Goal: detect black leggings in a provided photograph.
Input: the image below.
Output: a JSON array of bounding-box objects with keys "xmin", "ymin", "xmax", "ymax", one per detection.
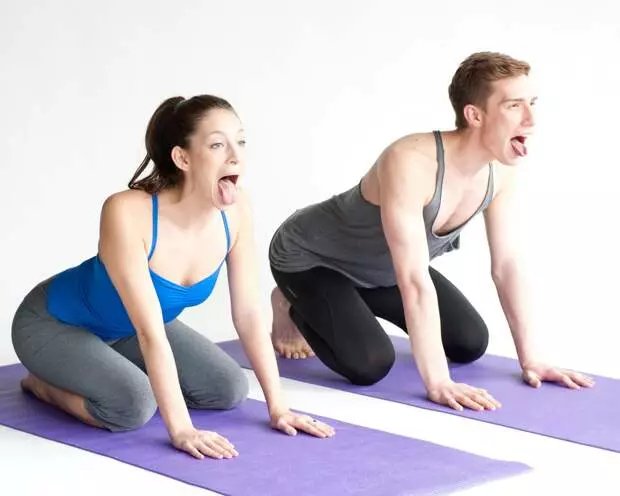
[{"xmin": 271, "ymin": 265, "xmax": 489, "ymax": 386}]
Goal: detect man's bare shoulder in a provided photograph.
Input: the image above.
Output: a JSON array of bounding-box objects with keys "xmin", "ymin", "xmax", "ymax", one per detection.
[{"xmin": 377, "ymin": 132, "xmax": 438, "ymax": 178}]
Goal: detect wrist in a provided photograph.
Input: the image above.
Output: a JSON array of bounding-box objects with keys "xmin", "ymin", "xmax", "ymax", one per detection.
[
  {"xmin": 424, "ymin": 371, "xmax": 452, "ymax": 391},
  {"xmin": 267, "ymin": 400, "xmax": 289, "ymax": 419},
  {"xmin": 516, "ymin": 346, "xmax": 541, "ymax": 369},
  {"xmin": 168, "ymin": 420, "xmax": 193, "ymax": 439}
]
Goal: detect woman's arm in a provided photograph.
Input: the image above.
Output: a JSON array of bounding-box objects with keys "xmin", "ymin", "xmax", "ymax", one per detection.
[
  {"xmin": 225, "ymin": 189, "xmax": 334, "ymax": 438},
  {"xmin": 98, "ymin": 192, "xmax": 237, "ymax": 459}
]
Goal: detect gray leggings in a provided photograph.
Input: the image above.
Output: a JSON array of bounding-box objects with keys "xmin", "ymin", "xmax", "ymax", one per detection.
[{"xmin": 11, "ymin": 279, "xmax": 249, "ymax": 432}]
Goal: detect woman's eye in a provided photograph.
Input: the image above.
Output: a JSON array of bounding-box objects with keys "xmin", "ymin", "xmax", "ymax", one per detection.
[{"xmin": 210, "ymin": 142, "xmax": 224, "ymax": 150}]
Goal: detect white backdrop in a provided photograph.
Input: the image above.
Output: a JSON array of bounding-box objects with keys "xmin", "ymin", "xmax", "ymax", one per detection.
[{"xmin": 1, "ymin": 0, "xmax": 618, "ymax": 379}]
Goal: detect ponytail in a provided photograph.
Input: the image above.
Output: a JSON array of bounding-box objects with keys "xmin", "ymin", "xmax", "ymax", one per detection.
[
  {"xmin": 128, "ymin": 94, "xmax": 236, "ymax": 194},
  {"xmin": 128, "ymin": 96, "xmax": 185, "ymax": 194}
]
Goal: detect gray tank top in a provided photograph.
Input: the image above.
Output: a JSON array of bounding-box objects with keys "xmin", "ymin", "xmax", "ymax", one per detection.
[{"xmin": 269, "ymin": 131, "xmax": 494, "ymax": 288}]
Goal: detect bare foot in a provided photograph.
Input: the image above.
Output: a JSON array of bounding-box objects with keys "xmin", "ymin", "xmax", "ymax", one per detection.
[
  {"xmin": 271, "ymin": 287, "xmax": 315, "ymax": 359},
  {"xmin": 21, "ymin": 373, "xmax": 51, "ymax": 403},
  {"xmin": 20, "ymin": 373, "xmax": 104, "ymax": 428}
]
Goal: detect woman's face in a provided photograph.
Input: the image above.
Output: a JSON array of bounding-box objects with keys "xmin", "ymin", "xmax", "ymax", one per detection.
[{"xmin": 178, "ymin": 107, "xmax": 246, "ymax": 208}]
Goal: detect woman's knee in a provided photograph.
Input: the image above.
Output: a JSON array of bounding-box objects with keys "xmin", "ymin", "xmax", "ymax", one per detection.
[
  {"xmin": 90, "ymin": 375, "xmax": 157, "ymax": 432},
  {"xmin": 185, "ymin": 363, "xmax": 249, "ymax": 410}
]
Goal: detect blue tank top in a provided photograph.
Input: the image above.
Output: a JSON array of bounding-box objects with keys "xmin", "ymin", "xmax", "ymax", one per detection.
[{"xmin": 46, "ymin": 194, "xmax": 231, "ymax": 341}]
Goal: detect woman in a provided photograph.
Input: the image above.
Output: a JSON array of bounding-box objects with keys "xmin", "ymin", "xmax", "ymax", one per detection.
[{"xmin": 11, "ymin": 94, "xmax": 334, "ymax": 460}]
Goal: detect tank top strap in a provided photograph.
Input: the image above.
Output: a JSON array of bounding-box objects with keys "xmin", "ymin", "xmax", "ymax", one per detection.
[
  {"xmin": 423, "ymin": 130, "xmax": 447, "ymax": 226},
  {"xmin": 221, "ymin": 210, "xmax": 231, "ymax": 253},
  {"xmin": 147, "ymin": 194, "xmax": 159, "ymax": 261}
]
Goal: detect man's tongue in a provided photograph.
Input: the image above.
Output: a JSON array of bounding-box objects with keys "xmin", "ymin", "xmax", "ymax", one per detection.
[
  {"xmin": 218, "ymin": 177, "xmax": 237, "ymax": 206},
  {"xmin": 511, "ymin": 137, "xmax": 527, "ymax": 157}
]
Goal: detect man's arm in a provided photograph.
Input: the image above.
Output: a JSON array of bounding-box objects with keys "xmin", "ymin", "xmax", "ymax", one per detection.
[
  {"xmin": 378, "ymin": 147, "xmax": 499, "ymax": 411},
  {"xmin": 483, "ymin": 167, "xmax": 541, "ymax": 367},
  {"xmin": 484, "ymin": 167, "xmax": 593, "ymax": 389}
]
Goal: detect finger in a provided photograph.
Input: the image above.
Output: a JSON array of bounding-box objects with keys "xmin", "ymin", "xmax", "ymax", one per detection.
[
  {"xmin": 297, "ymin": 418, "xmax": 330, "ymax": 438},
  {"xmin": 447, "ymin": 397, "xmax": 464, "ymax": 411},
  {"xmin": 215, "ymin": 436, "xmax": 239, "ymax": 457},
  {"xmin": 568, "ymin": 372, "xmax": 595, "ymax": 388},
  {"xmin": 523, "ymin": 371, "xmax": 541, "ymax": 388},
  {"xmin": 483, "ymin": 392, "xmax": 502, "ymax": 408},
  {"xmin": 470, "ymin": 392, "xmax": 498, "ymax": 410},
  {"xmin": 293, "ymin": 352, "xmax": 300, "ymax": 359},
  {"xmin": 277, "ymin": 418, "xmax": 297, "ymax": 436},
  {"xmin": 299, "ymin": 352, "xmax": 307, "ymax": 359},
  {"xmin": 315, "ymin": 420, "xmax": 336, "ymax": 437},
  {"xmin": 455, "ymin": 393, "xmax": 484, "ymax": 411},
  {"xmin": 470, "ymin": 387, "xmax": 501, "ymax": 408},
  {"xmin": 560, "ymin": 374, "xmax": 581, "ymax": 389},
  {"xmin": 195, "ymin": 439, "xmax": 226, "ymax": 459},
  {"xmin": 207, "ymin": 431, "xmax": 234, "ymax": 450},
  {"xmin": 182, "ymin": 441, "xmax": 206, "ymax": 460}
]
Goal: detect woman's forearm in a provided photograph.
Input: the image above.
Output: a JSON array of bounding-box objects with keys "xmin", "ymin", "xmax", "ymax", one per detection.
[
  {"xmin": 139, "ymin": 334, "xmax": 193, "ymax": 437},
  {"xmin": 235, "ymin": 314, "xmax": 288, "ymax": 416}
]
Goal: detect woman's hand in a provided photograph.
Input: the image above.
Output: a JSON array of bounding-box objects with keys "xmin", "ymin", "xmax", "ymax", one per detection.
[
  {"xmin": 270, "ymin": 410, "xmax": 336, "ymax": 438},
  {"xmin": 171, "ymin": 427, "xmax": 239, "ymax": 460}
]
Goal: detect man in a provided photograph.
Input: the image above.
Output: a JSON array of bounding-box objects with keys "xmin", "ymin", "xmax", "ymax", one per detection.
[{"xmin": 268, "ymin": 51, "xmax": 594, "ymax": 411}]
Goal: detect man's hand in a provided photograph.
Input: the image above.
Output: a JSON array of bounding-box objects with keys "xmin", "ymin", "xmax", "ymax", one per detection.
[{"xmin": 521, "ymin": 362, "xmax": 595, "ymax": 389}]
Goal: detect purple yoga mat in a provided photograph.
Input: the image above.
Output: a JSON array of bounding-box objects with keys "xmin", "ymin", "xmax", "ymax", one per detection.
[
  {"xmin": 0, "ymin": 363, "xmax": 529, "ymax": 496},
  {"xmin": 219, "ymin": 335, "xmax": 620, "ymax": 453}
]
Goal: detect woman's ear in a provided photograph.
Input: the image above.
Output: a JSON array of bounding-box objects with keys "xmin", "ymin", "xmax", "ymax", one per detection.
[{"xmin": 171, "ymin": 145, "xmax": 190, "ymax": 172}]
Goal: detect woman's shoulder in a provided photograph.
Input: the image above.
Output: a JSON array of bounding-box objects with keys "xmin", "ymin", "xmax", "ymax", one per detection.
[
  {"xmin": 99, "ymin": 188, "xmax": 153, "ymax": 235},
  {"xmin": 101, "ymin": 188, "xmax": 152, "ymax": 216}
]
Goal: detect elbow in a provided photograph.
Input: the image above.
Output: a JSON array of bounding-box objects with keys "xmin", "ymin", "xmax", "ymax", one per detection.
[
  {"xmin": 491, "ymin": 259, "xmax": 517, "ymax": 286},
  {"xmin": 232, "ymin": 309, "xmax": 263, "ymax": 335},
  {"xmin": 135, "ymin": 325, "xmax": 169, "ymax": 354},
  {"xmin": 397, "ymin": 271, "xmax": 435, "ymax": 304}
]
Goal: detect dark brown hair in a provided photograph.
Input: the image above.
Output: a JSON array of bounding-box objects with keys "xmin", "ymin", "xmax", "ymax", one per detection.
[
  {"xmin": 128, "ymin": 95, "xmax": 236, "ymax": 194},
  {"xmin": 448, "ymin": 52, "xmax": 531, "ymax": 129}
]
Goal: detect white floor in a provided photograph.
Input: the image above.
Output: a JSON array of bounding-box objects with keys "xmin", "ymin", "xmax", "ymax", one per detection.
[{"xmin": 1, "ymin": 302, "xmax": 619, "ymax": 496}]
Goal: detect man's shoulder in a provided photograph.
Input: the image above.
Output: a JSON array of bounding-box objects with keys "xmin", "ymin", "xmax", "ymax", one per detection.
[{"xmin": 377, "ymin": 131, "xmax": 438, "ymax": 179}]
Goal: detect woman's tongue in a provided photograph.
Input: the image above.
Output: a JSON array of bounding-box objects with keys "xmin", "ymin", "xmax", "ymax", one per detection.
[
  {"xmin": 511, "ymin": 137, "xmax": 527, "ymax": 157},
  {"xmin": 217, "ymin": 177, "xmax": 237, "ymax": 205}
]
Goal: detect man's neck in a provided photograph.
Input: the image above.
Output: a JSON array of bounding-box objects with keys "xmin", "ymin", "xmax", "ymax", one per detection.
[{"xmin": 440, "ymin": 128, "xmax": 494, "ymax": 178}]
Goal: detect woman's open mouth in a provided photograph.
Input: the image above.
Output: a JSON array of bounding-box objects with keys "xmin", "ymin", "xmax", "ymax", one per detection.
[{"xmin": 217, "ymin": 174, "xmax": 239, "ymax": 206}]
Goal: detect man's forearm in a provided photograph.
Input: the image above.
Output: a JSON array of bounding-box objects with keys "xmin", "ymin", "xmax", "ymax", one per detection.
[
  {"xmin": 493, "ymin": 262, "xmax": 542, "ymax": 367},
  {"xmin": 401, "ymin": 283, "xmax": 450, "ymax": 389}
]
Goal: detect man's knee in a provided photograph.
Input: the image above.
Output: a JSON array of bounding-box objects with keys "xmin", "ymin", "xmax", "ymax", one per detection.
[
  {"xmin": 342, "ymin": 342, "xmax": 396, "ymax": 386},
  {"xmin": 445, "ymin": 325, "xmax": 489, "ymax": 364}
]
